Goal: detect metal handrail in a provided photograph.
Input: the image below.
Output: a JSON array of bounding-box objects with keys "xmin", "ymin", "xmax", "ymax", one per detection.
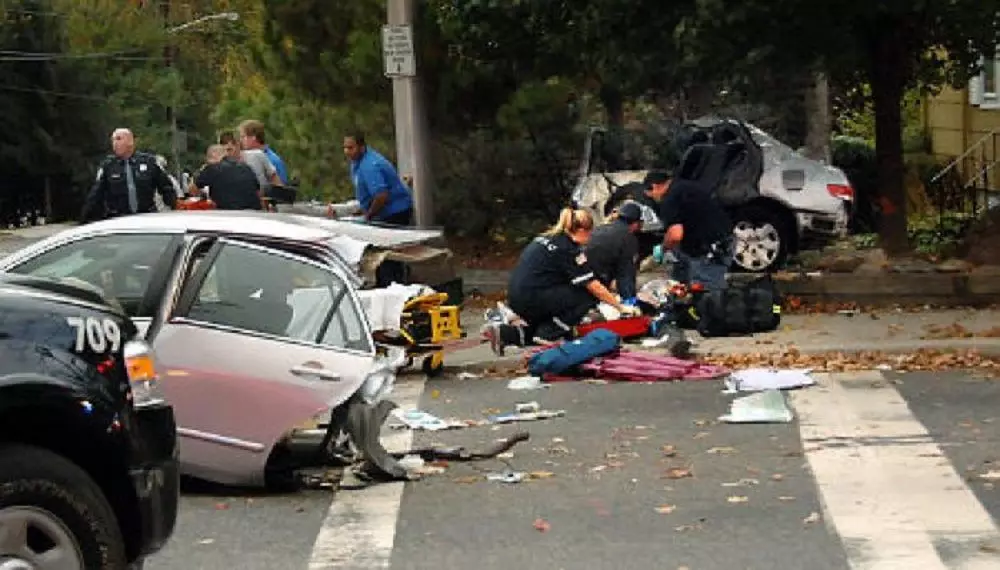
[{"xmin": 930, "ymin": 129, "xmax": 999, "ymax": 184}]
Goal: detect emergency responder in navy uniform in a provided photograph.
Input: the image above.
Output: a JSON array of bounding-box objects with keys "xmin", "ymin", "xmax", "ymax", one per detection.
[
  {"xmin": 81, "ymin": 128, "xmax": 177, "ymax": 223},
  {"xmin": 655, "ymin": 170, "xmax": 733, "ymax": 291},
  {"xmin": 585, "ymin": 201, "xmax": 642, "ymax": 301},
  {"xmin": 481, "ymin": 208, "xmax": 640, "ymax": 355}
]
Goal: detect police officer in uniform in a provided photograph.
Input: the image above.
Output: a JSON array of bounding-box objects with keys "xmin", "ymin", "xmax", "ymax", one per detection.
[
  {"xmin": 656, "ymin": 172, "xmax": 733, "ymax": 291},
  {"xmin": 585, "ymin": 201, "xmax": 643, "ymax": 301},
  {"xmin": 482, "ymin": 208, "xmax": 640, "ymax": 355},
  {"xmin": 81, "ymin": 128, "xmax": 177, "ymax": 223}
]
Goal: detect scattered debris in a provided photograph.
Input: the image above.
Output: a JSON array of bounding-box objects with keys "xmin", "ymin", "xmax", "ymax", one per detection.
[
  {"xmin": 655, "ymin": 504, "xmax": 676, "ymax": 514},
  {"xmin": 979, "ymin": 470, "xmax": 1000, "ymax": 481},
  {"xmin": 533, "ymin": 518, "xmax": 551, "ymax": 533},
  {"xmin": 489, "ymin": 409, "xmax": 566, "ymax": 424},
  {"xmin": 457, "ymin": 372, "xmax": 481, "ymax": 380},
  {"xmin": 528, "ymin": 471, "xmax": 555, "ymax": 480},
  {"xmin": 515, "ymin": 401, "xmax": 541, "ymax": 414},
  {"xmin": 508, "ymin": 375, "xmax": 546, "ymax": 391},
  {"xmin": 720, "ymin": 390, "xmax": 794, "ymax": 424},
  {"xmin": 721, "ymin": 478, "xmax": 759, "ymax": 488},
  {"xmin": 197, "ymin": 538, "xmax": 215, "ymax": 545},
  {"xmin": 487, "ymin": 471, "xmax": 526, "ymax": 484},
  {"xmin": 803, "ymin": 511, "xmax": 821, "ymax": 524},
  {"xmin": 706, "ymin": 446, "xmax": 737, "ymax": 455},
  {"xmin": 727, "ymin": 495, "xmax": 749, "ymax": 503},
  {"xmin": 779, "ymin": 496, "xmax": 796, "ymax": 501},
  {"xmin": 662, "ymin": 445, "xmax": 678, "ymax": 457},
  {"xmin": 724, "ymin": 368, "xmax": 816, "ymax": 393}
]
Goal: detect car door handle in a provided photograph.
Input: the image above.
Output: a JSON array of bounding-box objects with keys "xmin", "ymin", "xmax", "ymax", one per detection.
[{"xmin": 290, "ymin": 365, "xmax": 341, "ymax": 381}]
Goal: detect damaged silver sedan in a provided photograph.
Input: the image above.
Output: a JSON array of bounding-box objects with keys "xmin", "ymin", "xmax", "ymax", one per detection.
[{"xmin": 0, "ymin": 211, "xmax": 452, "ymax": 488}]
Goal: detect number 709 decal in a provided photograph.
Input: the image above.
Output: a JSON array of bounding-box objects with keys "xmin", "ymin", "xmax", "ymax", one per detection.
[{"xmin": 65, "ymin": 316, "xmax": 122, "ymax": 354}]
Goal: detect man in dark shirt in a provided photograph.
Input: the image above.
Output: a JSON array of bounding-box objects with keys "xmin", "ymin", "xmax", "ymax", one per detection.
[
  {"xmin": 585, "ymin": 201, "xmax": 642, "ymax": 300},
  {"xmin": 656, "ymin": 175, "xmax": 733, "ymax": 290},
  {"xmin": 194, "ymin": 145, "xmax": 263, "ymax": 210}
]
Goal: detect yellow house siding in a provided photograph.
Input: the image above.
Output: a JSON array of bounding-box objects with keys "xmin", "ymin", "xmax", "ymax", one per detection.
[{"xmin": 925, "ymin": 85, "xmax": 1000, "ymax": 188}]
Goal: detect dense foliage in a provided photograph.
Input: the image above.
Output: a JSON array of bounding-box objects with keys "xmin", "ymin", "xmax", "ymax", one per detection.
[{"xmin": 2, "ymin": 0, "xmax": 998, "ymax": 257}]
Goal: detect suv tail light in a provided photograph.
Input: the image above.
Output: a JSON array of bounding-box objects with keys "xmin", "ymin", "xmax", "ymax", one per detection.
[
  {"xmin": 827, "ymin": 184, "xmax": 854, "ymax": 200},
  {"xmin": 124, "ymin": 340, "xmax": 167, "ymax": 409}
]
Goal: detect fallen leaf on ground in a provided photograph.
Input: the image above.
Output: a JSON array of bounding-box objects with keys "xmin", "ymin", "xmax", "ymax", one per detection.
[
  {"xmin": 664, "ymin": 467, "xmax": 693, "ymax": 480},
  {"xmin": 662, "ymin": 445, "xmax": 678, "ymax": 457},
  {"xmin": 702, "ymin": 348, "xmax": 1000, "ymax": 374},
  {"xmin": 453, "ymin": 476, "xmax": 482, "ymax": 484},
  {"xmin": 430, "ymin": 389, "xmax": 441, "ymax": 399},
  {"xmin": 533, "ymin": 518, "xmax": 551, "ymax": 532},
  {"xmin": 727, "ymin": 495, "xmax": 749, "ymax": 503},
  {"xmin": 528, "ymin": 471, "xmax": 555, "ymax": 480},
  {"xmin": 771, "ymin": 473, "xmax": 785, "ymax": 481},
  {"xmin": 655, "ymin": 504, "xmax": 676, "ymax": 514},
  {"xmin": 591, "ymin": 465, "xmax": 608, "ymax": 472},
  {"xmin": 803, "ymin": 511, "xmax": 821, "ymax": 524},
  {"xmin": 779, "ymin": 496, "xmax": 796, "ymax": 501},
  {"xmin": 214, "ymin": 503, "xmax": 229, "ymax": 511},
  {"xmin": 693, "ymin": 431, "xmax": 711, "ymax": 439},
  {"xmin": 197, "ymin": 538, "xmax": 215, "ymax": 545},
  {"xmin": 706, "ymin": 446, "xmax": 737, "ymax": 455}
]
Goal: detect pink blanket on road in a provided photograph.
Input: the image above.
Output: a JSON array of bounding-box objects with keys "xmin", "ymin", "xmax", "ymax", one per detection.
[{"xmin": 542, "ymin": 349, "xmax": 729, "ymax": 383}]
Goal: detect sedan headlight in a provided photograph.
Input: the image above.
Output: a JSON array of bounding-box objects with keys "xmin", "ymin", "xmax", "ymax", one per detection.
[{"xmin": 123, "ymin": 340, "xmax": 167, "ymax": 408}]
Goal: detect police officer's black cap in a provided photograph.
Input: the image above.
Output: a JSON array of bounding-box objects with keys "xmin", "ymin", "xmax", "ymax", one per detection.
[
  {"xmin": 617, "ymin": 202, "xmax": 642, "ymax": 224},
  {"xmin": 643, "ymin": 170, "xmax": 671, "ymax": 188}
]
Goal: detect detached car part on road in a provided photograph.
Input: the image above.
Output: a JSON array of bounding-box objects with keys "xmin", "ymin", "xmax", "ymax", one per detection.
[
  {"xmin": 0, "ymin": 274, "xmax": 178, "ymax": 569},
  {"xmin": 572, "ymin": 117, "xmax": 854, "ymax": 272},
  {"xmin": 0, "ymin": 211, "xmax": 452, "ymax": 488}
]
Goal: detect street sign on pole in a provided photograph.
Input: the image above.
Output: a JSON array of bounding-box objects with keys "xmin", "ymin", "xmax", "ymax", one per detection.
[{"xmin": 382, "ymin": 24, "xmax": 416, "ymax": 77}]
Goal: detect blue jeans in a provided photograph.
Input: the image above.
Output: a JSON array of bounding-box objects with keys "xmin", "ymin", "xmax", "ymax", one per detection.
[{"xmin": 670, "ymin": 242, "xmax": 732, "ymax": 291}]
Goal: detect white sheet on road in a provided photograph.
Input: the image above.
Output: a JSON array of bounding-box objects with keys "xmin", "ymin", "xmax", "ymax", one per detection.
[
  {"xmin": 724, "ymin": 368, "xmax": 815, "ymax": 393},
  {"xmin": 719, "ymin": 390, "xmax": 794, "ymax": 424}
]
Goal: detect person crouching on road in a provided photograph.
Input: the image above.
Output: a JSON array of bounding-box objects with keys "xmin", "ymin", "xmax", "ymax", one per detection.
[
  {"xmin": 482, "ymin": 208, "xmax": 641, "ymax": 356},
  {"xmin": 655, "ymin": 174, "xmax": 734, "ymax": 291},
  {"xmin": 585, "ymin": 201, "xmax": 643, "ymax": 303}
]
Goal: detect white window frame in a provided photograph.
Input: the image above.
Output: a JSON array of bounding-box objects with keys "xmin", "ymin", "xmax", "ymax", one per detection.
[{"xmin": 970, "ymin": 50, "xmax": 1000, "ymax": 110}]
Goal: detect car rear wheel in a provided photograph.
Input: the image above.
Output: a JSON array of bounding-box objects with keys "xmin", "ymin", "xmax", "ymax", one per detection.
[
  {"xmin": 731, "ymin": 205, "xmax": 790, "ymax": 273},
  {"xmin": 0, "ymin": 444, "xmax": 127, "ymax": 570}
]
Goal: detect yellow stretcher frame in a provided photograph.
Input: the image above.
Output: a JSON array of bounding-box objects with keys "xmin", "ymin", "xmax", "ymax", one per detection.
[{"xmin": 397, "ymin": 292, "xmax": 463, "ymax": 376}]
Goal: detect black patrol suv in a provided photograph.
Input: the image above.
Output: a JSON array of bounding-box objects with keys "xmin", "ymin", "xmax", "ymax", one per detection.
[{"xmin": 0, "ymin": 274, "xmax": 179, "ymax": 569}]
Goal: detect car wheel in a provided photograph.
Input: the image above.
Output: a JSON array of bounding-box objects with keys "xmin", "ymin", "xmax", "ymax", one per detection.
[
  {"xmin": 0, "ymin": 444, "xmax": 128, "ymax": 570},
  {"xmin": 731, "ymin": 205, "xmax": 789, "ymax": 273}
]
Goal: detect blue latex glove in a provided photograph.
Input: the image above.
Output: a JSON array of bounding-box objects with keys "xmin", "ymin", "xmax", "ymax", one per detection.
[
  {"xmin": 652, "ymin": 244, "xmax": 664, "ymax": 264},
  {"xmin": 622, "ymin": 297, "xmax": 638, "ymax": 307}
]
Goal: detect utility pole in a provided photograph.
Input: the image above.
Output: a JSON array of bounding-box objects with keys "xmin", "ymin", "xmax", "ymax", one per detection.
[
  {"xmin": 385, "ymin": 0, "xmax": 434, "ymax": 226},
  {"xmin": 160, "ymin": 2, "xmax": 181, "ymax": 185}
]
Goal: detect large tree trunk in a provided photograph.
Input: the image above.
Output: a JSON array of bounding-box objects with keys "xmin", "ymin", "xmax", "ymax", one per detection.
[
  {"xmin": 803, "ymin": 71, "xmax": 831, "ymax": 164},
  {"xmin": 869, "ymin": 24, "xmax": 910, "ymax": 255}
]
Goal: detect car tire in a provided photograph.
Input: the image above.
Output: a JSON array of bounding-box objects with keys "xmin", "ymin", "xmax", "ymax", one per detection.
[
  {"xmin": 730, "ymin": 204, "xmax": 790, "ymax": 273},
  {"xmin": 0, "ymin": 444, "xmax": 128, "ymax": 570}
]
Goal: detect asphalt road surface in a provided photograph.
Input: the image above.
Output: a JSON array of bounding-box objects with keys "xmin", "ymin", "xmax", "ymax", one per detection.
[
  {"xmin": 6, "ymin": 229, "xmax": 1000, "ymax": 568},
  {"xmin": 306, "ymin": 369, "xmax": 1000, "ymax": 570}
]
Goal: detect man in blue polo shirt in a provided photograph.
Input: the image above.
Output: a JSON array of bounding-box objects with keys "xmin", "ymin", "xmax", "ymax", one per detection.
[{"xmin": 343, "ymin": 131, "xmax": 414, "ymax": 225}]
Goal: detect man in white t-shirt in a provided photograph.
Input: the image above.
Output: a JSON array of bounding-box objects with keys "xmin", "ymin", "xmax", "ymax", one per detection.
[{"xmin": 237, "ymin": 122, "xmax": 282, "ymax": 194}]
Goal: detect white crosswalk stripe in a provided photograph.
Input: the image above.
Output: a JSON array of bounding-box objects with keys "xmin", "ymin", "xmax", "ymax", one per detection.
[{"xmin": 790, "ymin": 371, "xmax": 1000, "ymax": 570}]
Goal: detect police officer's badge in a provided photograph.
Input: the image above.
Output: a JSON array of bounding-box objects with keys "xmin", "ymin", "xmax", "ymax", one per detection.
[{"xmin": 575, "ymin": 252, "xmax": 587, "ymax": 266}]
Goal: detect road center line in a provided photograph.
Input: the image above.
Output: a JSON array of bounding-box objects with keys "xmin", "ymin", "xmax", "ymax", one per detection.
[
  {"xmin": 790, "ymin": 371, "xmax": 1000, "ymax": 570},
  {"xmin": 308, "ymin": 376, "xmax": 426, "ymax": 570}
]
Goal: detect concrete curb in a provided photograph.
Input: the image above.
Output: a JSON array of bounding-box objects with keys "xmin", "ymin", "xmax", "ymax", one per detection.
[
  {"xmin": 441, "ymin": 338, "xmax": 1000, "ymax": 375},
  {"xmin": 775, "ymin": 272, "xmax": 1000, "ymax": 306}
]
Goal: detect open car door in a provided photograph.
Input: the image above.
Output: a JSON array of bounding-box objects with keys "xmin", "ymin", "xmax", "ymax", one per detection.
[{"xmin": 145, "ymin": 236, "xmax": 376, "ymax": 486}]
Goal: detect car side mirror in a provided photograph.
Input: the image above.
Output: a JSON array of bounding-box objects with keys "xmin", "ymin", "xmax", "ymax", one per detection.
[{"xmin": 782, "ymin": 169, "xmax": 806, "ymax": 191}]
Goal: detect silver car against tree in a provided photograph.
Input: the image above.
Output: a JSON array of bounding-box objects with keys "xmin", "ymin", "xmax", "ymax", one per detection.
[{"xmin": 0, "ymin": 211, "xmax": 451, "ymax": 488}]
